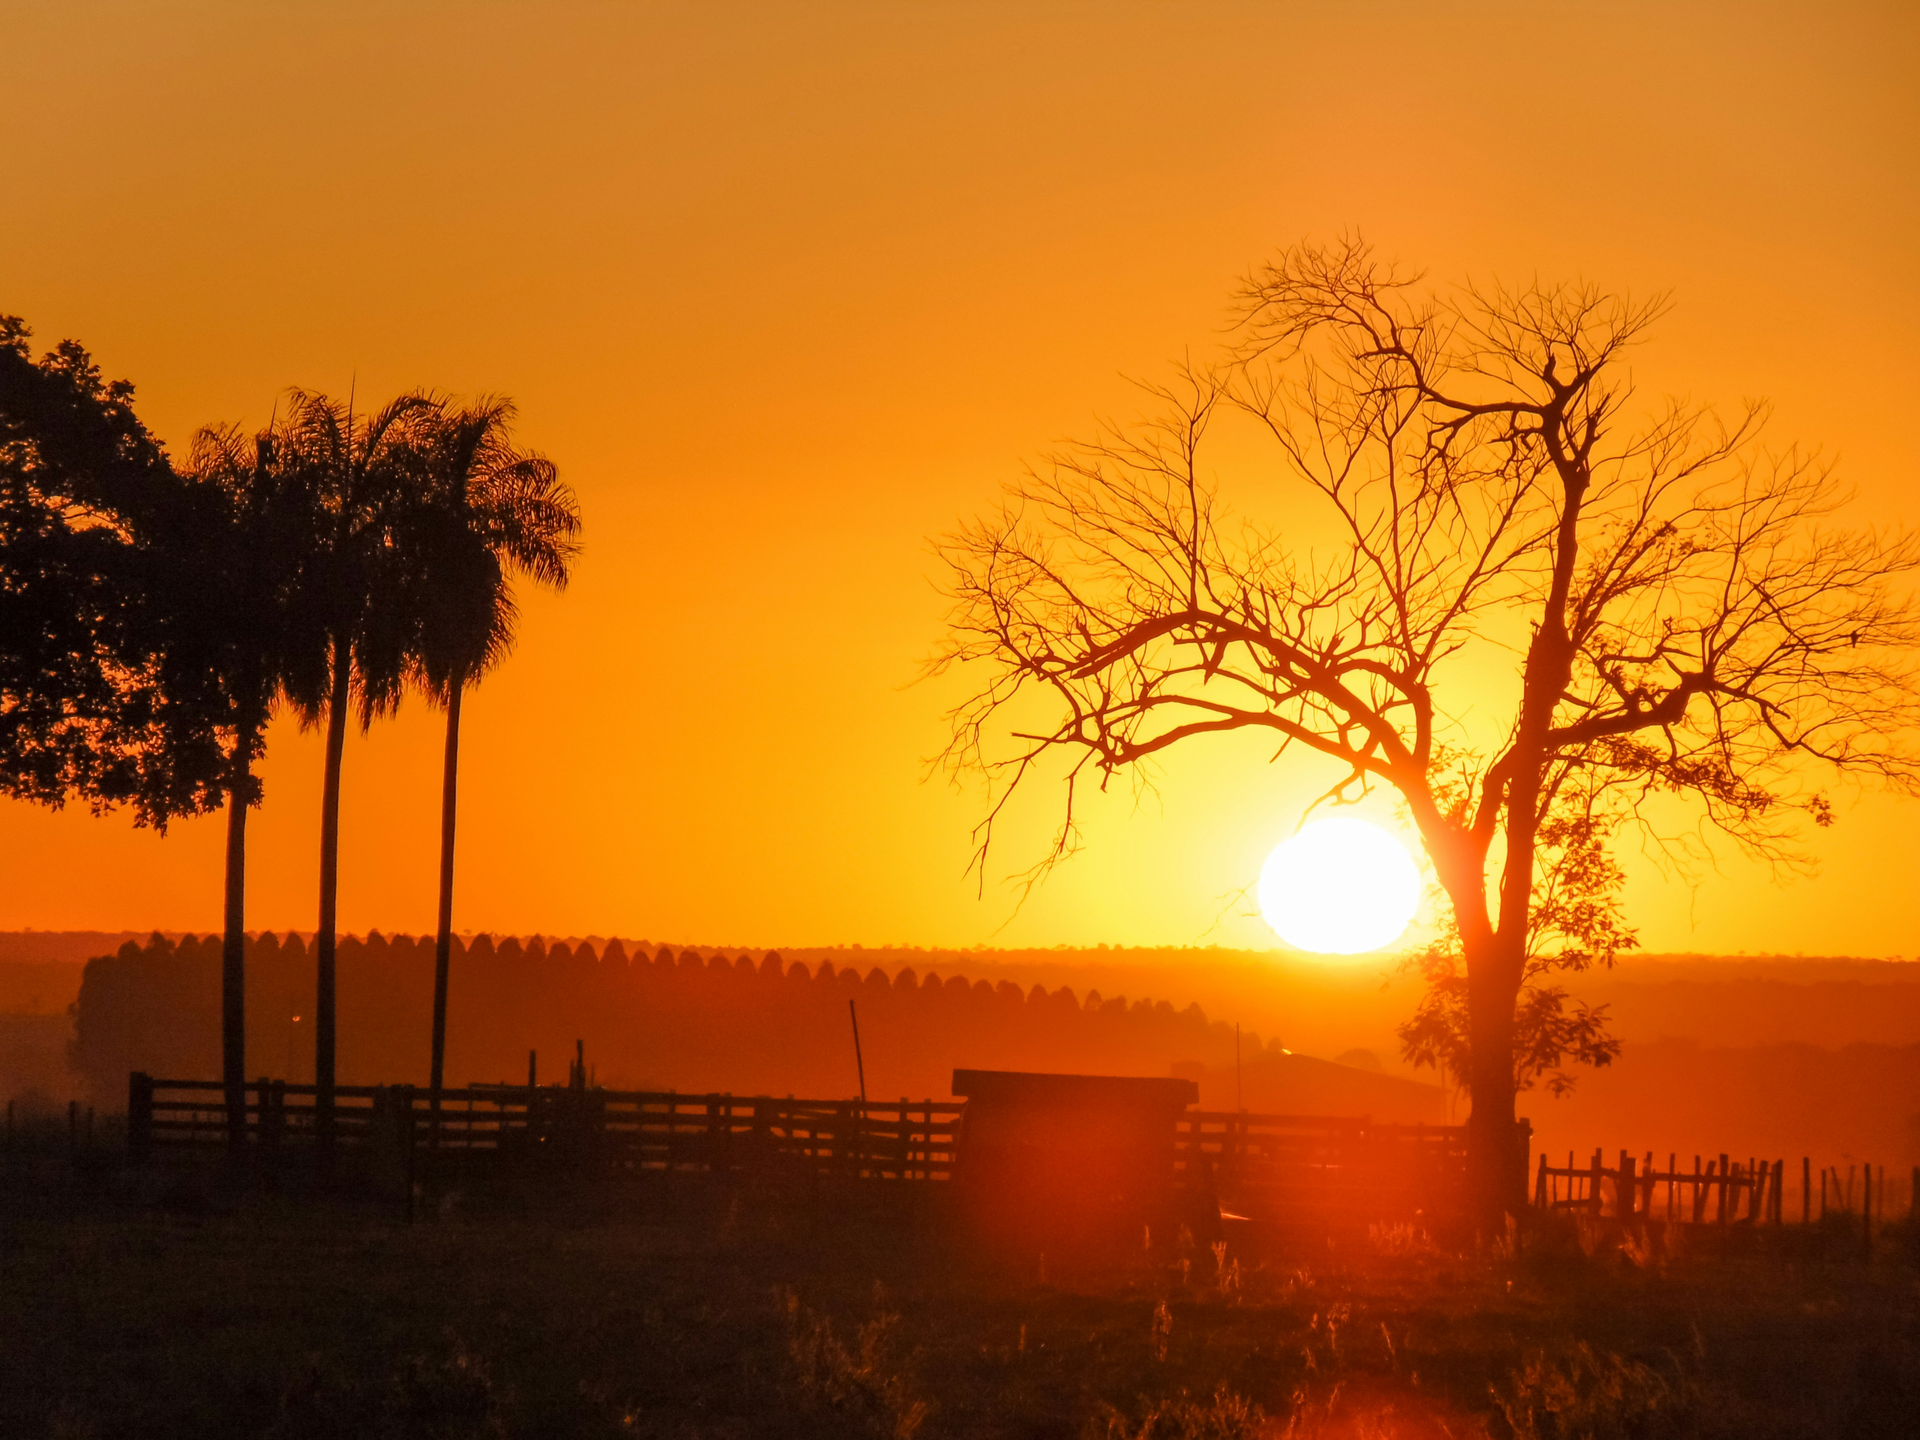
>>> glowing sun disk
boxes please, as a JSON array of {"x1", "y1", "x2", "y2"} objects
[{"x1": 1258, "y1": 817, "x2": 1421, "y2": 955}]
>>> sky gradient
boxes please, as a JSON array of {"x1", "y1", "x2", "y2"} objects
[{"x1": 2, "y1": 1, "x2": 1917, "y2": 955}]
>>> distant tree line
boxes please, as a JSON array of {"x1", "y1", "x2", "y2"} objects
[
  {"x1": 1, "y1": 317, "x2": 579, "y2": 1153},
  {"x1": 72, "y1": 933, "x2": 1279, "y2": 1107}
]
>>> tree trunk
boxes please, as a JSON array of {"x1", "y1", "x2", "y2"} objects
[
  {"x1": 428, "y1": 668, "x2": 464, "y2": 1147},
  {"x1": 1464, "y1": 938, "x2": 1525, "y2": 1227},
  {"x1": 315, "y1": 637, "x2": 351, "y2": 1165},
  {"x1": 221, "y1": 753, "x2": 250, "y2": 1155}
]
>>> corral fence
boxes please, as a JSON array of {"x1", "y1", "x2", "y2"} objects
[
  {"x1": 129, "y1": 1072, "x2": 1514, "y2": 1228},
  {"x1": 128, "y1": 1074, "x2": 964, "y2": 1183},
  {"x1": 119, "y1": 1075, "x2": 1920, "y2": 1242}
]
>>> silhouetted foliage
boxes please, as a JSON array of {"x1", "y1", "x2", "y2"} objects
[
  {"x1": 403, "y1": 398, "x2": 580, "y2": 1113},
  {"x1": 0, "y1": 315, "x2": 227, "y2": 823},
  {"x1": 1398, "y1": 782, "x2": 1627, "y2": 1098},
  {"x1": 407, "y1": 397, "x2": 579, "y2": 702}
]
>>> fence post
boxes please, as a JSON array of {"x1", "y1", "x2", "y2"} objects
[
  {"x1": 1589, "y1": 1149, "x2": 1604, "y2": 1217},
  {"x1": 1716, "y1": 1154, "x2": 1729, "y2": 1225},
  {"x1": 263, "y1": 1079, "x2": 284, "y2": 1156},
  {"x1": 400, "y1": 1084, "x2": 417, "y2": 1223},
  {"x1": 896, "y1": 1096, "x2": 911, "y2": 1181},
  {"x1": 1863, "y1": 1163, "x2": 1874, "y2": 1261},
  {"x1": 1618, "y1": 1152, "x2": 1636, "y2": 1220},
  {"x1": 1534, "y1": 1152, "x2": 1548, "y2": 1209},
  {"x1": 524, "y1": 1051, "x2": 539, "y2": 1162},
  {"x1": 1515, "y1": 1119, "x2": 1532, "y2": 1211},
  {"x1": 749, "y1": 1097, "x2": 770, "y2": 1178},
  {"x1": 128, "y1": 1072, "x2": 154, "y2": 1163}
]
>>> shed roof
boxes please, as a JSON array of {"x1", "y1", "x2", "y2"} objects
[{"x1": 951, "y1": 1069, "x2": 1198, "y2": 1107}]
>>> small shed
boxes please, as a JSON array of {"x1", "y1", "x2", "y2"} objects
[{"x1": 951, "y1": 1069, "x2": 1200, "y2": 1252}]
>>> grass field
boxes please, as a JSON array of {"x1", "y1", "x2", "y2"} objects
[{"x1": 1, "y1": 1153, "x2": 1916, "y2": 1439}]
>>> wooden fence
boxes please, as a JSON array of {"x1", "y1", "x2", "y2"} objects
[
  {"x1": 1178, "y1": 1111, "x2": 1498, "y2": 1226},
  {"x1": 129, "y1": 1074, "x2": 964, "y2": 1183},
  {"x1": 1538, "y1": 1148, "x2": 1920, "y2": 1227},
  {"x1": 124, "y1": 1076, "x2": 1920, "y2": 1242},
  {"x1": 1536, "y1": 1147, "x2": 1786, "y2": 1224},
  {"x1": 130, "y1": 1074, "x2": 1497, "y2": 1223}
]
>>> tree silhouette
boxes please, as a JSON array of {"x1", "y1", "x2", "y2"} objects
[
  {"x1": 275, "y1": 389, "x2": 441, "y2": 1156},
  {"x1": 0, "y1": 316, "x2": 228, "y2": 828},
  {"x1": 935, "y1": 239, "x2": 1920, "y2": 1219},
  {"x1": 177, "y1": 418, "x2": 333, "y2": 1147},
  {"x1": 405, "y1": 398, "x2": 579, "y2": 1137}
]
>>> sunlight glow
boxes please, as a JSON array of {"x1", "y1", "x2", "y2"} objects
[{"x1": 1257, "y1": 817, "x2": 1422, "y2": 955}]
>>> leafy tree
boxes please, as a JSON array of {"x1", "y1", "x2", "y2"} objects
[
  {"x1": 0, "y1": 315, "x2": 227, "y2": 826},
  {"x1": 405, "y1": 398, "x2": 578, "y2": 1137},
  {"x1": 935, "y1": 239, "x2": 1920, "y2": 1218}
]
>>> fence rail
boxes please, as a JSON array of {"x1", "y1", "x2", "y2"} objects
[
  {"x1": 129, "y1": 1074, "x2": 965, "y2": 1183},
  {"x1": 129, "y1": 1075, "x2": 1496, "y2": 1222},
  {"x1": 125, "y1": 1075, "x2": 1915, "y2": 1242},
  {"x1": 1178, "y1": 1111, "x2": 1487, "y2": 1225}
]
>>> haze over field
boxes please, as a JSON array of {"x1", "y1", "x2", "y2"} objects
[{"x1": 7, "y1": 933, "x2": 1915, "y2": 1187}]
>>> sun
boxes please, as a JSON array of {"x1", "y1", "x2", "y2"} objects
[{"x1": 1257, "y1": 816, "x2": 1422, "y2": 955}]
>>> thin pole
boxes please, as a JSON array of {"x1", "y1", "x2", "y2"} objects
[
  {"x1": 848, "y1": 999, "x2": 868, "y2": 1111},
  {"x1": 1864, "y1": 1162, "x2": 1874, "y2": 1257},
  {"x1": 848, "y1": 999, "x2": 869, "y2": 1181}
]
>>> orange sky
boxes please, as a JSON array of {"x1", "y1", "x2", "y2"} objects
[{"x1": 2, "y1": 2, "x2": 1917, "y2": 956}]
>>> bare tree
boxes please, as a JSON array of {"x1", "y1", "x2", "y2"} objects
[{"x1": 934, "y1": 238, "x2": 1920, "y2": 1219}]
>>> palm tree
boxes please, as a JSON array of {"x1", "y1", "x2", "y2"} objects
[
  {"x1": 275, "y1": 389, "x2": 442, "y2": 1159},
  {"x1": 178, "y1": 419, "x2": 327, "y2": 1150},
  {"x1": 408, "y1": 399, "x2": 579, "y2": 1139}
]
